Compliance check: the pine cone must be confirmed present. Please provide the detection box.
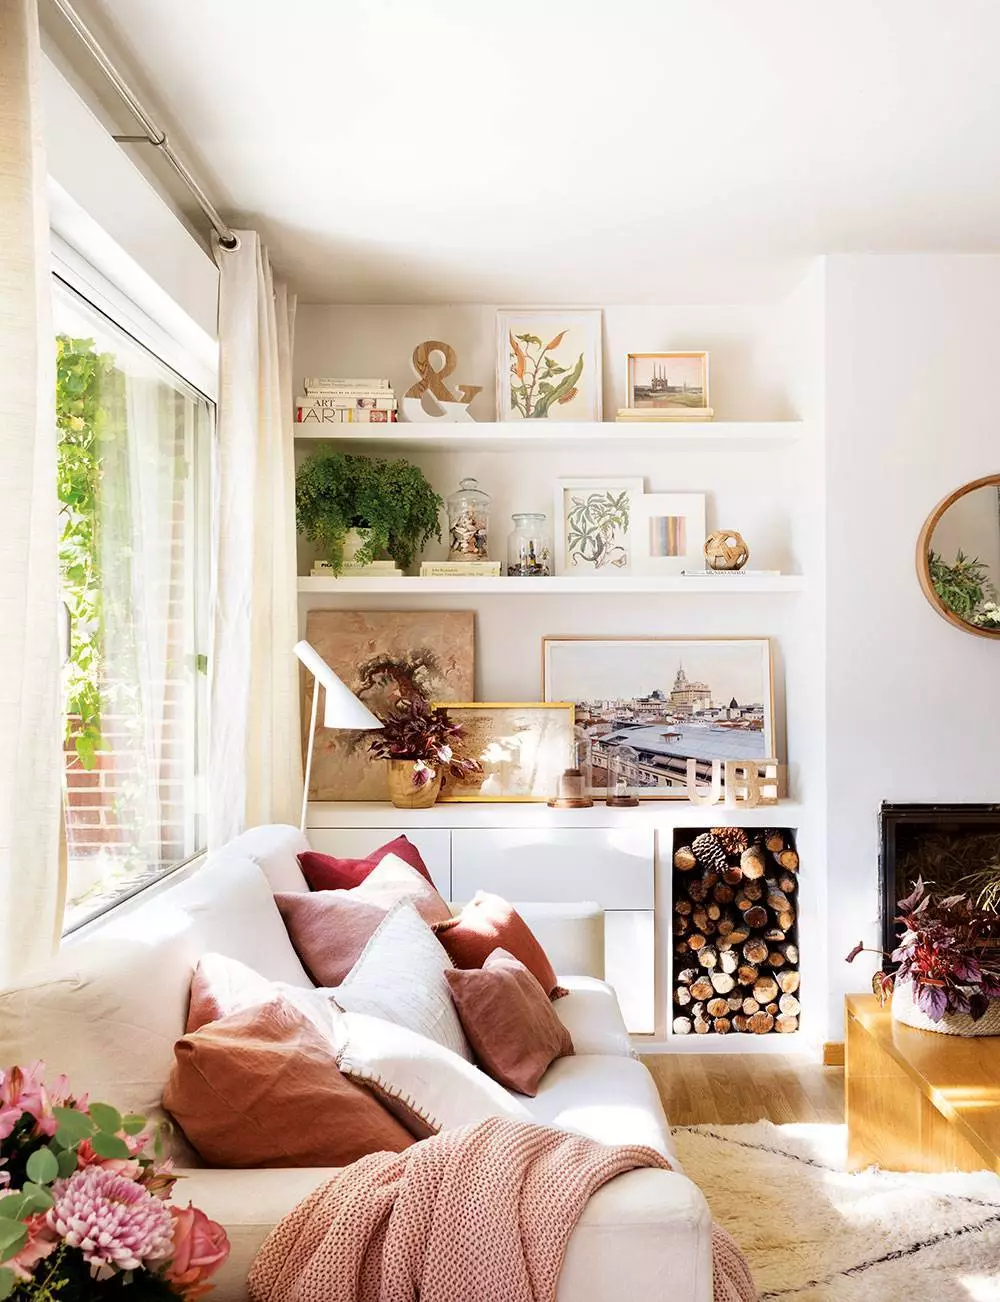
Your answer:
[691,831,728,875]
[710,826,750,858]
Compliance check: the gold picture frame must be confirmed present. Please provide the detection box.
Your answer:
[433,701,575,802]
[626,351,710,411]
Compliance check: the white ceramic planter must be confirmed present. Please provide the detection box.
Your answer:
[891,977,1000,1036]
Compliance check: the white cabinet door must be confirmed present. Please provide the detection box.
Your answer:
[305,827,452,898]
[605,910,655,1035]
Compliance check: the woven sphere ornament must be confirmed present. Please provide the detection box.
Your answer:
[704,529,750,571]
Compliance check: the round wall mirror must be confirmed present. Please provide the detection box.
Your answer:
[917,474,1000,638]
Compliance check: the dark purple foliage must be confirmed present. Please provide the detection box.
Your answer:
[367,696,481,787]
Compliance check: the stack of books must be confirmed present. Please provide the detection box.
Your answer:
[419,561,502,578]
[311,559,403,578]
[296,377,398,425]
[616,406,714,422]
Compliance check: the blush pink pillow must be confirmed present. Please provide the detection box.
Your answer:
[298,835,432,891]
[445,949,574,1096]
[276,854,452,987]
[164,996,414,1167]
[186,953,275,1033]
[434,892,564,998]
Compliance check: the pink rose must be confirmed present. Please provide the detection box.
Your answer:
[165,1204,230,1297]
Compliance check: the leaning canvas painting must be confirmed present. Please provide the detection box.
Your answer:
[543,637,774,799]
[303,609,475,800]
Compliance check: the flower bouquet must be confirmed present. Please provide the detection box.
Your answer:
[368,696,481,808]
[0,1063,229,1299]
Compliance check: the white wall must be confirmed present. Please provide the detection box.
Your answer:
[825,254,1000,1033]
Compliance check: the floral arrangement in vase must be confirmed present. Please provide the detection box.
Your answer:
[846,878,1000,1023]
[0,1062,229,1299]
[368,697,480,808]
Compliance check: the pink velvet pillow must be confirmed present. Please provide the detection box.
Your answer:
[298,834,432,891]
[164,996,414,1167]
[434,892,564,998]
[276,854,452,987]
[445,949,573,1096]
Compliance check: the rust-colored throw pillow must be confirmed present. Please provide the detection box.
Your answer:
[163,996,414,1167]
[445,949,574,1096]
[434,892,563,999]
[298,834,432,891]
[276,855,451,987]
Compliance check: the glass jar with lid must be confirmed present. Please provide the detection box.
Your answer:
[446,477,490,561]
[506,512,552,577]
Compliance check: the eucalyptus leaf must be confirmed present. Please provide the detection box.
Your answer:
[56,1147,78,1178]
[0,1266,15,1299]
[0,1223,28,1261]
[21,1184,54,1213]
[25,1147,59,1186]
[91,1131,130,1160]
[89,1102,122,1135]
[0,1195,28,1221]
[122,1114,147,1136]
[53,1106,95,1145]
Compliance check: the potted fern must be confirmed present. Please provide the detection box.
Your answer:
[296,450,443,575]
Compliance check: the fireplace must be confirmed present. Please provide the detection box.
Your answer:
[879,803,1000,955]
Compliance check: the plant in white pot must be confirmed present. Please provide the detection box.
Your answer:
[367,696,481,809]
[847,878,1000,1035]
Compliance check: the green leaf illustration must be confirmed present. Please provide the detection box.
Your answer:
[531,353,584,418]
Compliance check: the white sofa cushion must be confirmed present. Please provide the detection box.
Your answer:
[524,1055,679,1165]
[554,976,632,1057]
[334,1011,531,1136]
[333,900,471,1061]
[512,901,605,982]
[213,823,310,894]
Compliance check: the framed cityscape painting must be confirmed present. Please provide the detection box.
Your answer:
[497,309,603,422]
[554,477,644,575]
[542,636,775,799]
[434,702,575,802]
[626,352,710,412]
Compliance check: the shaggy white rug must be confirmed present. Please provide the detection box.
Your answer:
[673,1122,1000,1301]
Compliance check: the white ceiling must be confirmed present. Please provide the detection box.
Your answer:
[50,0,1000,303]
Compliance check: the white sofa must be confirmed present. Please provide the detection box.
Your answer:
[0,825,713,1301]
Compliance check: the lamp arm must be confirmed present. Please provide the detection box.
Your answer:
[300,673,320,833]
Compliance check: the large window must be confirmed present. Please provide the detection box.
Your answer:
[54,278,211,931]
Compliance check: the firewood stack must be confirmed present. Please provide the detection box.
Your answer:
[672,827,800,1036]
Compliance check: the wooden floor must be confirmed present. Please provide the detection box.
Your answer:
[641,1054,845,1126]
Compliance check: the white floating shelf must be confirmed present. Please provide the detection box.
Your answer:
[307,801,809,830]
[293,419,803,452]
[298,574,806,595]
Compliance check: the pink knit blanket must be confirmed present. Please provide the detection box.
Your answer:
[248,1118,756,1302]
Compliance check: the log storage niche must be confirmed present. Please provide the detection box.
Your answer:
[672,826,800,1036]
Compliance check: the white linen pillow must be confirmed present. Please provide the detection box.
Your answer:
[332,899,472,1061]
[334,1011,531,1137]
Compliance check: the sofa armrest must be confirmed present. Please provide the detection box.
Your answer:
[175,1164,713,1302]
[512,901,605,980]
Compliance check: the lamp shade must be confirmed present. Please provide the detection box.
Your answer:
[293,640,383,731]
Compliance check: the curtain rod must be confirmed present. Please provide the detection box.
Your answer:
[48,0,239,250]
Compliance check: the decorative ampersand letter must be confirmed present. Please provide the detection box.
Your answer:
[402,340,482,423]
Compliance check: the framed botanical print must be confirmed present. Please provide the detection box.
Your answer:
[634,493,707,574]
[626,352,710,412]
[434,702,575,801]
[497,309,603,422]
[554,477,643,575]
[542,636,775,799]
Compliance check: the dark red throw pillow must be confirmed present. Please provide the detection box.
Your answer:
[298,834,432,891]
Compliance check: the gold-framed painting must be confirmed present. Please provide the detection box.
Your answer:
[302,609,475,801]
[626,352,709,412]
[542,636,775,800]
[434,701,575,802]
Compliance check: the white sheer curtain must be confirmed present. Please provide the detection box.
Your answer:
[0,0,64,981]
[208,232,302,846]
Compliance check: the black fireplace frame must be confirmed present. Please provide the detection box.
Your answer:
[879,802,1000,958]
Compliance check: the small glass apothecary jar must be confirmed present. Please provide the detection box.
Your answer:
[506,512,552,577]
[446,477,490,561]
[606,744,640,807]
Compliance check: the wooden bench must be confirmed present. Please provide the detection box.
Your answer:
[846,993,1000,1173]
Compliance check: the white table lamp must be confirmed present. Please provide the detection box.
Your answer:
[294,639,383,830]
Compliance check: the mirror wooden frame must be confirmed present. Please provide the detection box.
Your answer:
[916,473,1000,639]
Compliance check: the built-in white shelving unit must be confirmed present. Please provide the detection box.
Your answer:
[298,573,806,595]
[308,800,808,831]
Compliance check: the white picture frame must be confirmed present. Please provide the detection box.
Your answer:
[634,493,707,574]
[542,636,776,800]
[553,477,644,575]
[497,309,603,422]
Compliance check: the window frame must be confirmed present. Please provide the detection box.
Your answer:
[52,241,217,936]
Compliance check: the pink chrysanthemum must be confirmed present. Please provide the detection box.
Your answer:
[47,1165,174,1274]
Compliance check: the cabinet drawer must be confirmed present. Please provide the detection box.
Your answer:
[450,828,654,909]
[305,827,452,898]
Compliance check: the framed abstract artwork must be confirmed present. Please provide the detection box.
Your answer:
[497,309,603,422]
[302,609,475,801]
[434,702,575,802]
[542,636,775,799]
[553,477,644,575]
[634,493,707,574]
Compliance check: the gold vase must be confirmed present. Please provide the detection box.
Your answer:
[386,760,442,809]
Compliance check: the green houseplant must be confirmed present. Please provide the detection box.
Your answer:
[295,450,443,575]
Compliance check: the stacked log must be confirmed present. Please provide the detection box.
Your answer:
[672,827,800,1036]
